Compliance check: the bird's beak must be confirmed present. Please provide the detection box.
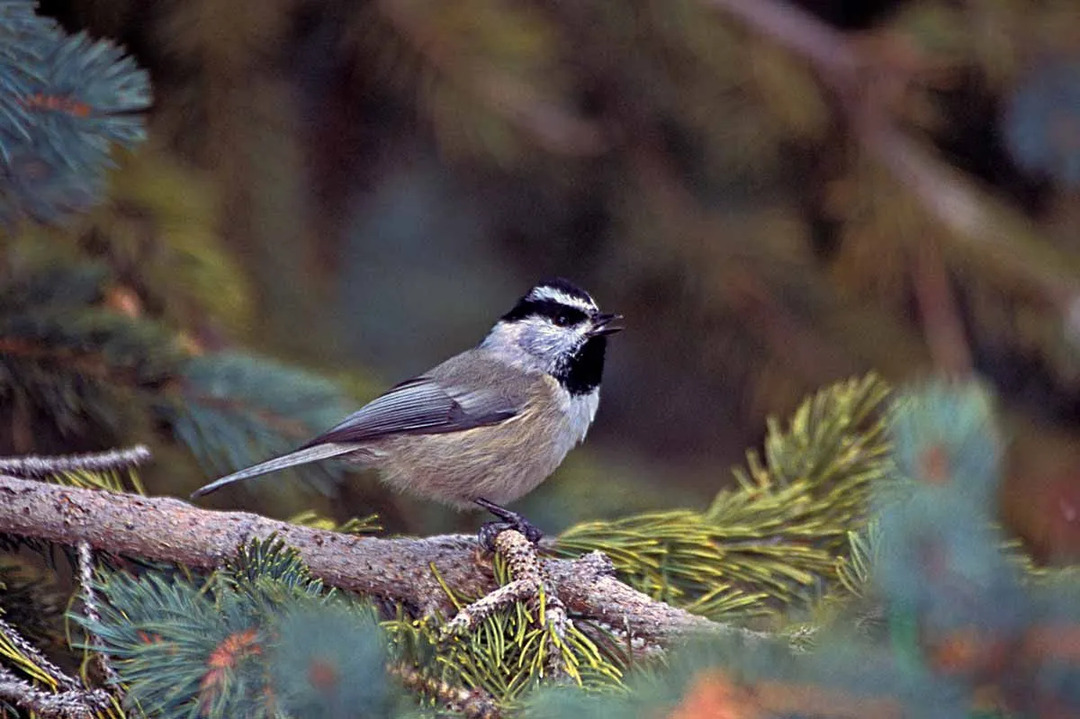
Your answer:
[588,313,624,337]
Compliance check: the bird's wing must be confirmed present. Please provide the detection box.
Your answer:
[190,352,532,499]
[298,350,539,447]
[298,374,521,447]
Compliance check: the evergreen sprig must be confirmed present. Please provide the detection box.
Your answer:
[522,381,1080,718]
[0,261,183,444]
[76,537,403,719]
[556,374,893,619]
[525,634,964,719]
[383,554,625,712]
[0,258,360,493]
[272,604,399,719]
[167,352,354,492]
[0,0,150,224]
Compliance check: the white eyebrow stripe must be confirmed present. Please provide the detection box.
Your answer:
[528,287,596,311]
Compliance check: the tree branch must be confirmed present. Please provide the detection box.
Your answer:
[0,474,760,648]
[0,616,112,718]
[0,666,111,719]
[0,445,151,479]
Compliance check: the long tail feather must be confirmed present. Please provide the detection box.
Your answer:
[190,443,356,498]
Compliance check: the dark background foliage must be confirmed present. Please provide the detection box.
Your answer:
[6,0,1080,552]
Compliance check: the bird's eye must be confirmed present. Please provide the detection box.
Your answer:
[554,312,572,327]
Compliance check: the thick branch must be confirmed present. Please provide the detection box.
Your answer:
[0,474,756,647]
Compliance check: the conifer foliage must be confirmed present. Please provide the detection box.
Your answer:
[79,538,404,718]
[0,0,150,224]
[8,376,1080,717]
[526,381,1080,718]
[4,2,1080,717]
[0,4,355,490]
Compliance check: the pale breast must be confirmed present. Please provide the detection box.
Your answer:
[368,375,597,508]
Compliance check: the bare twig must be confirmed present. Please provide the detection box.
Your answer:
[442,575,537,635]
[75,541,119,687]
[0,474,764,649]
[912,239,973,375]
[443,530,570,677]
[0,616,112,718]
[0,446,151,479]
[0,616,81,692]
[0,666,112,719]
[390,663,500,719]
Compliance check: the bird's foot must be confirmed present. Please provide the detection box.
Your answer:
[475,498,543,550]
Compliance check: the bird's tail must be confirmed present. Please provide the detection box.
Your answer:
[190,443,356,498]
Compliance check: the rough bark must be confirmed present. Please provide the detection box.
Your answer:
[0,474,761,648]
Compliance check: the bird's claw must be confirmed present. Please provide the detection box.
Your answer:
[475,498,543,550]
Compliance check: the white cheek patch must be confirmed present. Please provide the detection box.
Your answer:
[524,317,585,352]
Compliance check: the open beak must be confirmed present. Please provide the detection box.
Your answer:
[588,312,624,337]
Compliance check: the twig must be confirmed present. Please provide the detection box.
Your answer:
[0,616,112,719]
[912,239,972,375]
[442,576,538,636]
[0,446,151,479]
[0,616,80,692]
[0,666,111,719]
[0,474,765,649]
[390,663,500,719]
[443,530,570,677]
[75,541,120,687]
[444,531,563,635]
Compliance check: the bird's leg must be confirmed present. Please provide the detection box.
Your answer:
[475,497,543,549]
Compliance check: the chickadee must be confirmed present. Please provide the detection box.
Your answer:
[191,278,622,544]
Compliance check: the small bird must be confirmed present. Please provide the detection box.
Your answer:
[191,278,622,544]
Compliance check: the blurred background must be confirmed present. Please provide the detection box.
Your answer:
[7,0,1080,556]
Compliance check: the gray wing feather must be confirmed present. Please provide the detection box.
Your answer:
[190,351,531,499]
[190,443,355,497]
[299,358,525,447]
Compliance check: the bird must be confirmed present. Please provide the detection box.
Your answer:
[191,278,623,545]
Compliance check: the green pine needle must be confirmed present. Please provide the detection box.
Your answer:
[384,554,625,711]
[555,374,892,620]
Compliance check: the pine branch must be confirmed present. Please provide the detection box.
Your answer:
[0,260,352,482]
[0,0,150,224]
[558,374,892,618]
[75,541,119,688]
[0,665,111,719]
[0,474,760,650]
[0,446,150,479]
[0,615,79,692]
[170,352,352,483]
